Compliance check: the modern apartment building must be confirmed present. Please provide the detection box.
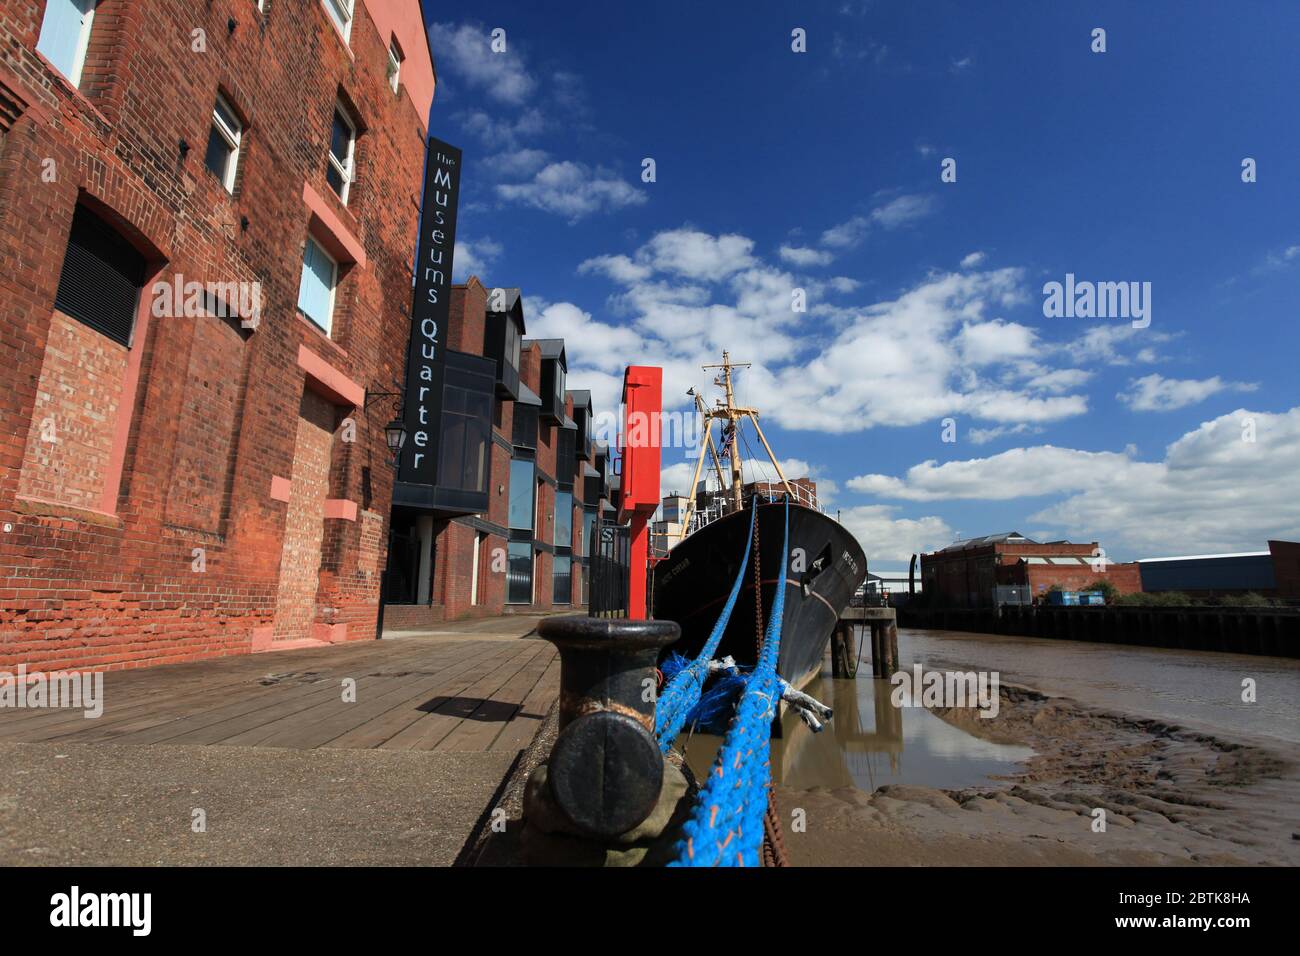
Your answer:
[0,0,435,670]
[380,279,613,628]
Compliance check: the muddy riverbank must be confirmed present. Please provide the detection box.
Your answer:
[775,682,1300,866]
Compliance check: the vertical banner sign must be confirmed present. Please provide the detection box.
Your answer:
[399,137,462,486]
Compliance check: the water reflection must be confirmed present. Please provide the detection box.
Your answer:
[681,665,1035,793]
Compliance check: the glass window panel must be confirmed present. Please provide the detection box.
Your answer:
[554,492,572,548]
[36,0,95,86]
[507,542,532,605]
[296,237,335,333]
[553,556,571,605]
[508,460,534,530]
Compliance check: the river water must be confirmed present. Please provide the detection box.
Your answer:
[682,627,1300,793]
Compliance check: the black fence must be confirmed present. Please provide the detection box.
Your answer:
[588,520,629,618]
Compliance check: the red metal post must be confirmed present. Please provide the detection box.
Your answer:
[619,366,663,620]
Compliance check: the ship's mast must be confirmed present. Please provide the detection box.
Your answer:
[677,352,795,543]
[702,351,750,511]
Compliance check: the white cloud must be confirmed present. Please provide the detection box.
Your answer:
[968,423,1044,445]
[578,254,653,284]
[839,505,955,564]
[779,245,834,267]
[960,251,986,269]
[429,23,536,104]
[819,194,937,248]
[827,276,861,294]
[487,148,550,177]
[497,162,646,220]
[453,237,503,281]
[1119,373,1258,412]
[846,407,1300,557]
[641,230,757,280]
[955,319,1038,365]
[1024,367,1092,393]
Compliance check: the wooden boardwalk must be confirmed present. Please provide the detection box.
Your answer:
[0,635,558,753]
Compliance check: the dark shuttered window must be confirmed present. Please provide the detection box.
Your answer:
[53,205,147,348]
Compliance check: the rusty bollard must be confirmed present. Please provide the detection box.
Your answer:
[537,615,680,839]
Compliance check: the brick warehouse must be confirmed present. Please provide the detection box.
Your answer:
[0,0,439,671]
[380,277,614,630]
[920,531,1142,607]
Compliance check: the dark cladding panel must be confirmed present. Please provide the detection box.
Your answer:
[399,137,462,487]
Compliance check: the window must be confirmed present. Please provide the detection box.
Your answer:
[204,94,242,193]
[54,204,147,348]
[554,363,566,404]
[512,404,538,449]
[503,315,520,370]
[506,542,532,605]
[582,511,595,557]
[296,235,338,334]
[470,533,483,606]
[36,0,96,87]
[322,0,353,41]
[508,460,534,530]
[387,39,403,93]
[553,556,572,605]
[326,103,356,203]
[439,381,491,494]
[554,492,572,548]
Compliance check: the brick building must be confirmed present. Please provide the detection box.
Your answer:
[381,279,613,628]
[0,0,436,670]
[920,532,1142,607]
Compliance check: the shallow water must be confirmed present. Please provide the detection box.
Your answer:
[681,625,1300,793]
[901,627,1300,744]
[682,668,1035,793]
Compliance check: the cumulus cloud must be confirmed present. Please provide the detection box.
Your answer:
[779,245,834,267]
[1119,373,1257,412]
[428,23,536,104]
[453,237,503,281]
[847,407,1300,557]
[838,505,955,564]
[496,162,646,220]
[960,251,986,268]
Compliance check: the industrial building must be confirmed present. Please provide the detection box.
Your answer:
[920,532,1141,608]
[1138,540,1300,598]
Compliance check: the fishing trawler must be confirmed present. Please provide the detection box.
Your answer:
[651,353,867,692]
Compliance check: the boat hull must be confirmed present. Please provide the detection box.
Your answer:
[651,501,867,690]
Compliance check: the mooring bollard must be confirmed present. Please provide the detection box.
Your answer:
[537,615,680,839]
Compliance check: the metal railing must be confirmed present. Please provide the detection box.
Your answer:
[588,519,630,618]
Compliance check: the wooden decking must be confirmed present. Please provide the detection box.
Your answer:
[0,635,558,753]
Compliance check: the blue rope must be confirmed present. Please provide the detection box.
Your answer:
[654,503,758,751]
[671,498,789,867]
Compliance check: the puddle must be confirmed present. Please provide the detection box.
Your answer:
[681,669,1035,793]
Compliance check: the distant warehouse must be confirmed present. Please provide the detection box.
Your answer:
[1138,541,1300,598]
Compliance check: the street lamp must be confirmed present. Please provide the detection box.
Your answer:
[384,416,407,467]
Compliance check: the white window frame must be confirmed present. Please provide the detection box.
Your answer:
[298,235,339,335]
[470,533,482,606]
[209,93,242,193]
[322,0,353,43]
[328,103,356,204]
[387,40,402,93]
[37,0,97,88]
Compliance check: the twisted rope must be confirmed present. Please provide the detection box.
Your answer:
[672,499,790,867]
[654,503,758,751]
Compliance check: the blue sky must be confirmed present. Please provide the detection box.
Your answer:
[419,0,1300,568]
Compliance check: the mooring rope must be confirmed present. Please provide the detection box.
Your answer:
[672,498,790,867]
[653,502,758,752]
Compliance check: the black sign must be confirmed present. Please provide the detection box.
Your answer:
[399,137,462,486]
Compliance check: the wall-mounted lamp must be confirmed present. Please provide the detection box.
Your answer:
[365,387,405,468]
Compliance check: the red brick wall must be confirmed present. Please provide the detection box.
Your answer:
[1269,540,1300,599]
[17,311,128,511]
[0,0,432,671]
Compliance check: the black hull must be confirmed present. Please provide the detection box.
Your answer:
[651,502,867,690]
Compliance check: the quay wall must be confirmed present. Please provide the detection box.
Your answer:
[897,605,1299,659]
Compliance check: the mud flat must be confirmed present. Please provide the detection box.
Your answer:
[776,684,1300,866]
